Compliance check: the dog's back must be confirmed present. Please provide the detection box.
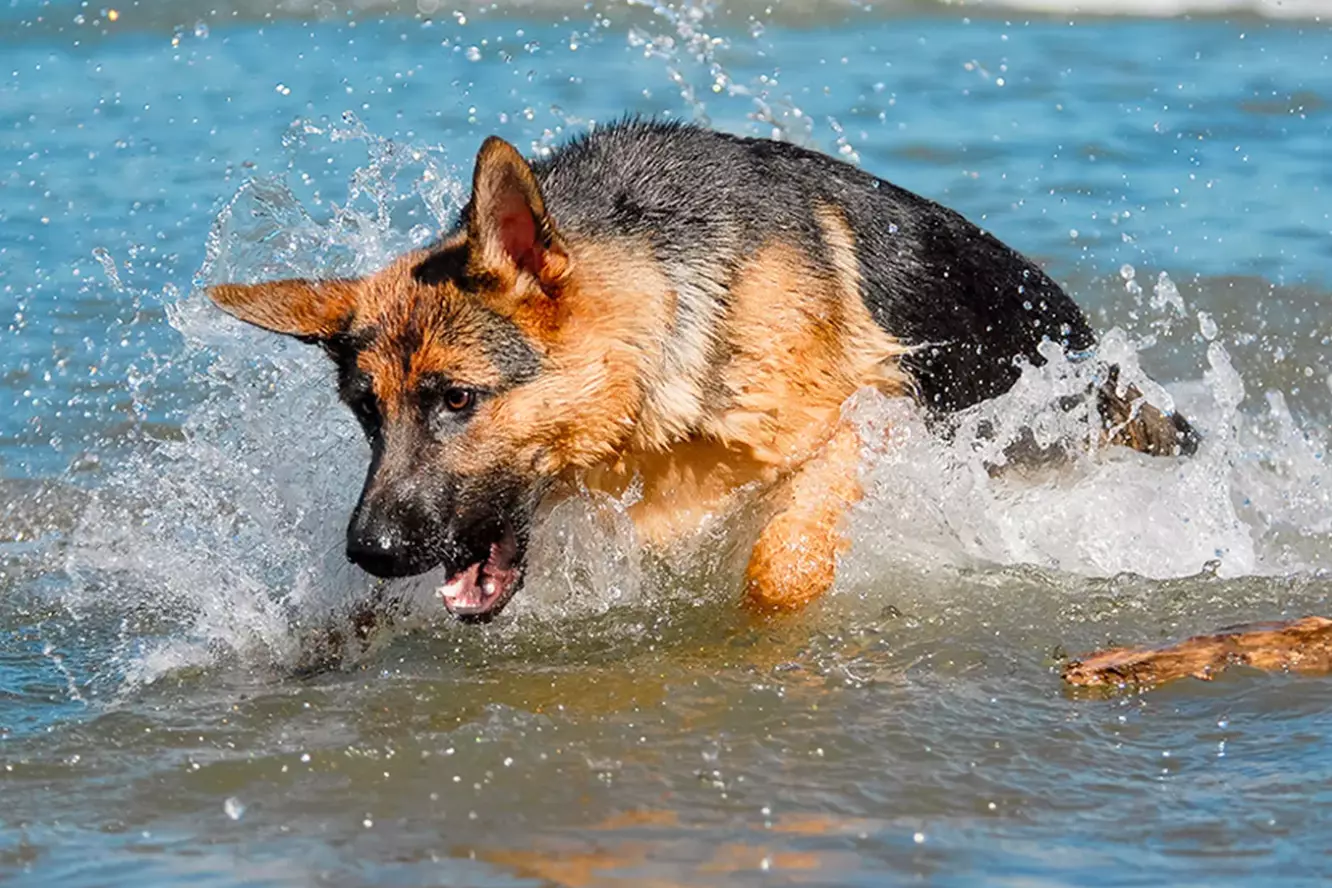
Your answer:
[532,119,1193,455]
[534,120,1085,409]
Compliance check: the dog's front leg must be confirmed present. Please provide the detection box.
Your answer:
[743,423,863,612]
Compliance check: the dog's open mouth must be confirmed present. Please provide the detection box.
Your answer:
[437,525,522,621]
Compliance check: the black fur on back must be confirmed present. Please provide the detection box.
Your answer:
[528,118,1095,413]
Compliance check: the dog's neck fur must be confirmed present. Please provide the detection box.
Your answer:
[553,222,911,479]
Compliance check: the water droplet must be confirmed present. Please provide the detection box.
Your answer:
[91,246,123,291]
[1152,271,1185,315]
[1198,311,1218,341]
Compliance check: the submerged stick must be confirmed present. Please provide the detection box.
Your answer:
[1063,616,1332,688]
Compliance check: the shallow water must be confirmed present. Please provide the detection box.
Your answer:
[3,0,1332,884]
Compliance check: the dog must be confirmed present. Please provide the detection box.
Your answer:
[210,118,1321,684]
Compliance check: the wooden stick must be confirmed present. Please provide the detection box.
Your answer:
[1063,616,1332,688]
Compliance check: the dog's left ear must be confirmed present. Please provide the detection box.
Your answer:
[208,278,362,341]
[467,136,568,288]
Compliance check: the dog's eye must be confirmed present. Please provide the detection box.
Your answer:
[441,387,475,413]
[421,378,485,434]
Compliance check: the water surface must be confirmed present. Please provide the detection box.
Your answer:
[3,1,1332,884]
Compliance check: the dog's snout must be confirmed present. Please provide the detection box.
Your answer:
[346,498,444,578]
[346,526,411,578]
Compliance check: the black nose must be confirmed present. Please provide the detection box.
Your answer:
[346,512,442,579]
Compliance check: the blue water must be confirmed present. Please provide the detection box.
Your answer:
[3,2,1332,884]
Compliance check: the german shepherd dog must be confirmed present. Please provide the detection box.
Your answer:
[210,119,1329,686]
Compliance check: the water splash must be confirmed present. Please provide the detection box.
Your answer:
[837,331,1332,597]
[63,120,470,683]
[625,0,832,147]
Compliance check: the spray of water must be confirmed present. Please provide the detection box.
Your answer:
[838,334,1332,599]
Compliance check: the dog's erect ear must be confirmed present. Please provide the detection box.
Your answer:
[468,136,568,286]
[208,278,361,341]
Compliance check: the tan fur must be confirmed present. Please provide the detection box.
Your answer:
[340,253,521,417]
[709,207,909,466]
[580,437,780,547]
[210,278,361,339]
[461,239,673,478]
[743,422,865,611]
[568,212,907,598]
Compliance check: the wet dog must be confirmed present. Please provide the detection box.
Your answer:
[208,119,1309,684]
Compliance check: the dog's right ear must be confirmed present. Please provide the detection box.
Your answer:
[208,278,361,341]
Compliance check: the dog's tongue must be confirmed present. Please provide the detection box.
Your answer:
[438,532,521,618]
[439,563,486,613]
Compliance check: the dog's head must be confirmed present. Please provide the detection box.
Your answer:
[209,137,620,621]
